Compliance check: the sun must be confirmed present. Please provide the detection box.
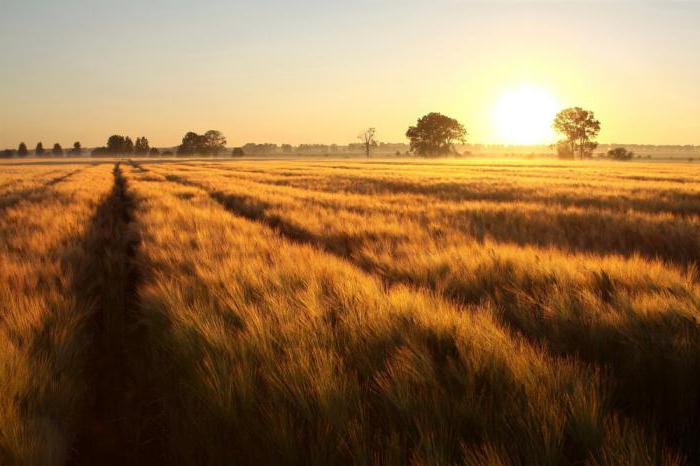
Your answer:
[491,85,560,145]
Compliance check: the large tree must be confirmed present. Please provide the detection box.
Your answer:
[358,128,377,158]
[203,130,226,155]
[178,132,204,155]
[178,130,227,155]
[106,135,134,154]
[553,107,601,159]
[406,113,467,156]
[52,143,63,156]
[35,142,45,156]
[17,143,28,157]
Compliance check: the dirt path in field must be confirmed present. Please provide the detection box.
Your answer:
[68,163,164,465]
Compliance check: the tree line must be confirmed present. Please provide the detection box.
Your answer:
[1,110,637,160]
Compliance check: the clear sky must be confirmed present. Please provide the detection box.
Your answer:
[1,0,699,148]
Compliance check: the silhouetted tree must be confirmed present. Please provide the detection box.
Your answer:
[553,107,601,159]
[107,135,123,152]
[149,147,159,156]
[406,113,467,156]
[70,141,82,155]
[92,147,110,156]
[358,128,377,158]
[178,132,203,155]
[1,149,14,158]
[17,143,28,157]
[204,130,226,155]
[134,137,150,155]
[35,142,45,156]
[178,130,226,155]
[106,135,134,154]
[608,147,634,160]
[52,143,63,156]
[232,147,244,157]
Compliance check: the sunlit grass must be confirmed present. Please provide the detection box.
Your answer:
[1,157,697,465]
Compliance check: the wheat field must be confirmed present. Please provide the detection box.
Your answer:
[1,157,699,465]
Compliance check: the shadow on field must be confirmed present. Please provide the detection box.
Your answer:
[163,172,700,462]
[66,163,165,466]
[250,172,700,217]
[164,174,386,272]
[0,169,82,213]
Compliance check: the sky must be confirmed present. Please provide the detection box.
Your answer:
[1,0,699,148]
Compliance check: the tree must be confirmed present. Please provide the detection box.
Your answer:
[17,143,28,157]
[149,147,159,156]
[52,143,63,156]
[1,149,14,158]
[124,137,134,154]
[134,137,150,155]
[106,135,134,154]
[107,135,124,152]
[177,130,227,155]
[35,142,45,156]
[358,128,377,158]
[406,113,467,156]
[608,147,634,160]
[553,107,601,159]
[203,130,226,155]
[178,132,204,155]
[554,141,574,159]
[232,147,245,157]
[70,141,82,155]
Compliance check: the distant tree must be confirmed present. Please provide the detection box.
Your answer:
[134,137,150,155]
[107,135,124,152]
[553,107,601,159]
[92,147,110,156]
[358,128,377,158]
[124,136,134,154]
[281,144,293,154]
[178,130,226,155]
[35,142,45,156]
[17,142,28,157]
[1,149,14,158]
[70,141,82,155]
[149,147,159,156]
[406,113,467,156]
[52,143,63,156]
[203,130,226,155]
[178,132,204,155]
[105,135,134,154]
[554,140,575,159]
[162,150,174,156]
[232,147,245,157]
[608,147,634,160]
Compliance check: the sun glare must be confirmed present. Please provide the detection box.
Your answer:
[491,85,560,145]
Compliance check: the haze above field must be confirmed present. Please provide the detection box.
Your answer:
[1,1,699,147]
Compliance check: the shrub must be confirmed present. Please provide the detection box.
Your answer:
[608,147,634,160]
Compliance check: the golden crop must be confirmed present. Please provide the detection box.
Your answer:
[1,157,698,465]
